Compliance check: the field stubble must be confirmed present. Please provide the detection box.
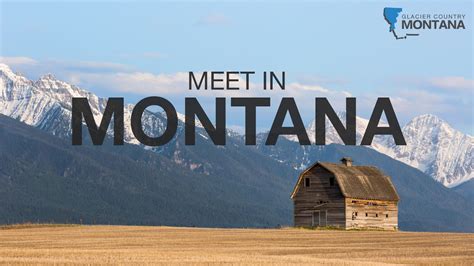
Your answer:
[0,225,472,265]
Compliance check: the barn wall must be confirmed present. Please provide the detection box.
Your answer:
[293,166,345,228]
[345,198,398,230]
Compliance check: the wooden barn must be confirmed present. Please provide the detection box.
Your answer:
[291,157,399,230]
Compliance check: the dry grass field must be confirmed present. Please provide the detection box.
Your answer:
[0,225,473,265]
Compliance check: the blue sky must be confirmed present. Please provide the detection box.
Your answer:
[1,1,472,133]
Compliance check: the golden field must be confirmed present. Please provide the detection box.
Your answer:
[0,225,473,265]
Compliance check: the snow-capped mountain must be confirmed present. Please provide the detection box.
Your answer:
[1,63,472,187]
[381,115,473,188]
[288,112,473,187]
[0,63,170,144]
[0,63,216,174]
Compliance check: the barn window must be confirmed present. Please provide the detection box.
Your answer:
[329,177,335,186]
[304,178,310,187]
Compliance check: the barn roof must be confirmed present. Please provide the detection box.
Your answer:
[290,161,399,201]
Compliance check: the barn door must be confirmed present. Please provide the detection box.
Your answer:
[320,210,327,226]
[312,210,327,227]
[312,211,320,227]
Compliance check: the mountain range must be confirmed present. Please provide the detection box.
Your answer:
[284,112,473,188]
[1,63,471,188]
[0,63,473,232]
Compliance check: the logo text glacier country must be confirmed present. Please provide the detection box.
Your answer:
[383,7,466,40]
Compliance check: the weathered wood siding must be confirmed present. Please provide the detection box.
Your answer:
[345,198,398,230]
[293,166,345,228]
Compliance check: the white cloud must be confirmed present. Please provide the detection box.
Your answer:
[289,82,329,93]
[388,90,451,114]
[71,71,352,99]
[0,57,134,80]
[429,76,474,92]
[0,57,354,100]
[0,56,38,66]
[360,88,473,134]
[69,71,189,95]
